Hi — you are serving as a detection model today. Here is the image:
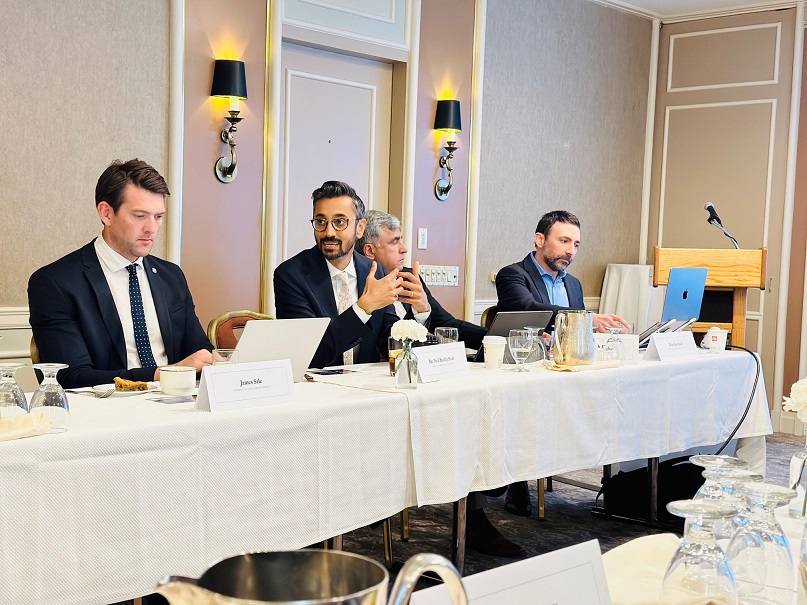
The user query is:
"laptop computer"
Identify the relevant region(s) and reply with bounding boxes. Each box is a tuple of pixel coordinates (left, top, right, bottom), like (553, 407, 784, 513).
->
(473, 310, 553, 362)
(234, 318, 331, 382)
(639, 267, 708, 347)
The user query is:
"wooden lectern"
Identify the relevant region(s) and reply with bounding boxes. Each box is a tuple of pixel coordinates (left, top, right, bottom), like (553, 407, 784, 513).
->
(653, 246, 766, 347)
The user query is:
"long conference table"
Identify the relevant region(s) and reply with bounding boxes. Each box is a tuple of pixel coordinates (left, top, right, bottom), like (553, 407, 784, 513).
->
(1, 351, 772, 605)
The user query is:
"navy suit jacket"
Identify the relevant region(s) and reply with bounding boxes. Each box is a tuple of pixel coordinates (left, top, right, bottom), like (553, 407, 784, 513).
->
(495, 253, 585, 326)
(400, 268, 487, 350)
(274, 246, 398, 368)
(28, 240, 212, 389)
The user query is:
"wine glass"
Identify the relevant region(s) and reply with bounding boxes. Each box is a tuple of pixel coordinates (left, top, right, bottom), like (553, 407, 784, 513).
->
(0, 363, 28, 417)
(694, 469, 762, 549)
(29, 363, 69, 433)
(523, 326, 548, 363)
(599, 327, 627, 363)
(507, 329, 533, 372)
(691, 455, 749, 498)
(660, 499, 740, 605)
(725, 482, 796, 604)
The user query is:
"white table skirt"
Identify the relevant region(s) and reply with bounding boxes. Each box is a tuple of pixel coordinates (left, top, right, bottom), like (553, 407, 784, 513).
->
(0, 383, 416, 605)
(1, 351, 772, 604)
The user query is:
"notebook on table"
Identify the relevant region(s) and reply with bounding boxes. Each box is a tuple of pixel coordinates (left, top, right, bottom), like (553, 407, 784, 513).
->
(639, 267, 708, 347)
(234, 318, 331, 382)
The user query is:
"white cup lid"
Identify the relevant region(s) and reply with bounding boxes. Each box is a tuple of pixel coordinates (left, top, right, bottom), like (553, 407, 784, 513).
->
(482, 335, 507, 343)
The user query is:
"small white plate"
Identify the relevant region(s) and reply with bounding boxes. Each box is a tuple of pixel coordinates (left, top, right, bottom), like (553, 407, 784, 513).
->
(91, 383, 160, 397)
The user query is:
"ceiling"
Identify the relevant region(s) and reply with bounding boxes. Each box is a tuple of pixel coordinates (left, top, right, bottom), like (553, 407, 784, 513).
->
(595, 0, 795, 20)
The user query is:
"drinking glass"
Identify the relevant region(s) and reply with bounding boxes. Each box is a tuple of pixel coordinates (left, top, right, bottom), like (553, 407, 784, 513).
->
(507, 329, 532, 372)
(797, 523, 807, 605)
(29, 363, 69, 432)
(725, 482, 797, 604)
(524, 326, 548, 363)
(660, 499, 740, 605)
(598, 327, 627, 363)
(0, 363, 28, 417)
(693, 469, 762, 549)
(212, 349, 239, 365)
(434, 327, 459, 344)
(388, 336, 403, 376)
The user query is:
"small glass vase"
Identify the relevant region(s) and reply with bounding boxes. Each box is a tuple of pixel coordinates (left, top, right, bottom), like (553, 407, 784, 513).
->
(394, 340, 418, 389)
(789, 434, 807, 518)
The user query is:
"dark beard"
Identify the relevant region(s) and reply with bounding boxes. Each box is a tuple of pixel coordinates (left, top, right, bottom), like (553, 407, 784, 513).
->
(318, 237, 353, 261)
(544, 254, 572, 273)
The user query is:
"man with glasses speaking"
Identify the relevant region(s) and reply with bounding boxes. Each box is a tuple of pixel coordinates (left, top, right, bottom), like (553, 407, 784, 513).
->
(274, 181, 430, 368)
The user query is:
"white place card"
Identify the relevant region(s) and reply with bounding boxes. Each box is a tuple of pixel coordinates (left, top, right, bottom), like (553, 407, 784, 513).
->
(196, 360, 295, 412)
(643, 330, 700, 362)
(415, 341, 470, 384)
(410, 540, 611, 605)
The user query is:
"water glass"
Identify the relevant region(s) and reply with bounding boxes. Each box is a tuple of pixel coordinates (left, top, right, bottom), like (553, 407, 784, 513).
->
(507, 329, 532, 372)
(434, 327, 459, 344)
(524, 326, 548, 363)
(212, 349, 239, 365)
(726, 482, 796, 604)
(660, 499, 740, 605)
(0, 363, 28, 417)
(29, 363, 69, 432)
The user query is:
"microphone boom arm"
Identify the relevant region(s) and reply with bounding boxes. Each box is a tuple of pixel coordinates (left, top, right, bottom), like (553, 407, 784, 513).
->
(709, 219, 740, 249)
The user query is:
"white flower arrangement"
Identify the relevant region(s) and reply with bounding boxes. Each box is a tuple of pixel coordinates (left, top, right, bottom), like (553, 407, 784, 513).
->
(391, 319, 428, 343)
(783, 377, 807, 422)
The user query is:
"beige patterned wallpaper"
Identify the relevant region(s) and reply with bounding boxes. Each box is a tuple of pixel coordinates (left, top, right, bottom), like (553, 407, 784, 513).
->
(0, 0, 169, 308)
(476, 0, 651, 301)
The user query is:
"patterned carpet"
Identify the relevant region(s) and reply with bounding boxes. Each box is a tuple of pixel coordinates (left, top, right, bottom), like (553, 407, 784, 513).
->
(341, 432, 803, 583)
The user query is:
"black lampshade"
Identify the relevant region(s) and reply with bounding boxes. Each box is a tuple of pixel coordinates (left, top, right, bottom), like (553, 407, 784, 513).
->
(211, 59, 248, 99)
(433, 99, 461, 132)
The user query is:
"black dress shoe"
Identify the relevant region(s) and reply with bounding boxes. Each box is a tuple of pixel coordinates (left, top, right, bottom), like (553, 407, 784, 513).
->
(465, 509, 524, 558)
(504, 481, 533, 517)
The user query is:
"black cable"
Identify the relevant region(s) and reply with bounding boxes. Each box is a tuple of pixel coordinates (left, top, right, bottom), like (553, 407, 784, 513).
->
(713, 344, 761, 455)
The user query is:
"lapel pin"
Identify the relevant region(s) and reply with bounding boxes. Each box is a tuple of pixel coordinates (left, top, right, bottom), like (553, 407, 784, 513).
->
(152, 267, 157, 273)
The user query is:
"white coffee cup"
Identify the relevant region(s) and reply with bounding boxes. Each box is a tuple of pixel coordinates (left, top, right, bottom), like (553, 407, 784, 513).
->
(482, 335, 507, 369)
(159, 365, 196, 396)
(703, 327, 728, 354)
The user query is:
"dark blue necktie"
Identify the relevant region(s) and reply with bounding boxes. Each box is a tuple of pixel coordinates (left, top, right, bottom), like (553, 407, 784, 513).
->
(126, 264, 156, 367)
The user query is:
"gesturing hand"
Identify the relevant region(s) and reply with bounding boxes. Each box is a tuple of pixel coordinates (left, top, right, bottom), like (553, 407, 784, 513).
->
(357, 262, 403, 314)
(398, 261, 430, 313)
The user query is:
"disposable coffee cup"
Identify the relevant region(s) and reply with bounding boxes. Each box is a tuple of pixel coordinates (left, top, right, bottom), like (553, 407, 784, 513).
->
(159, 365, 196, 396)
(482, 335, 507, 369)
(703, 327, 728, 354)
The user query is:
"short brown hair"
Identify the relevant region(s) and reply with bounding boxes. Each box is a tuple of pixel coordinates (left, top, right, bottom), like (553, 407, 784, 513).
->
(535, 210, 580, 237)
(95, 159, 170, 212)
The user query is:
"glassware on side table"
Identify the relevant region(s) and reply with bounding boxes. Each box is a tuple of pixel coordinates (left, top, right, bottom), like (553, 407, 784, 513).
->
(0, 363, 29, 417)
(692, 468, 762, 550)
(725, 482, 797, 605)
(29, 363, 70, 433)
(690, 455, 749, 499)
(660, 499, 740, 605)
(507, 329, 533, 372)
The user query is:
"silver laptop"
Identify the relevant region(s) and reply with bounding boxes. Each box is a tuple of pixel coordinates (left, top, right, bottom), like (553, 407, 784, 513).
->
(234, 318, 331, 382)
(639, 267, 708, 347)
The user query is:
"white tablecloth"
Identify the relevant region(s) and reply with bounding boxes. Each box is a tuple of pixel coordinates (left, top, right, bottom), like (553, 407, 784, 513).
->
(599, 264, 665, 332)
(0, 351, 772, 604)
(0, 383, 415, 605)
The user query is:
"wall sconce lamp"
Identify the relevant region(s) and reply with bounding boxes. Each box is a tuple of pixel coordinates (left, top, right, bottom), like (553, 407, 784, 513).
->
(211, 59, 248, 183)
(433, 99, 462, 201)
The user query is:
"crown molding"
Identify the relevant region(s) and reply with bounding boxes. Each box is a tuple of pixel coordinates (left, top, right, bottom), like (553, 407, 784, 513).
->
(587, 0, 801, 23)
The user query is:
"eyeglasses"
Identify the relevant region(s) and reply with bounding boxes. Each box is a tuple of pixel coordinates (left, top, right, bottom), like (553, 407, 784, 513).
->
(310, 217, 353, 232)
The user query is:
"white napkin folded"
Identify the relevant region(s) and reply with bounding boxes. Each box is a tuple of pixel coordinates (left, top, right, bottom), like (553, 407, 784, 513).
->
(0, 412, 52, 442)
(602, 533, 679, 605)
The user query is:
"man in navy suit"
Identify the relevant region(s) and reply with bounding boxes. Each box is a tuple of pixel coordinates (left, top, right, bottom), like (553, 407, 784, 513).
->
(274, 181, 431, 369)
(496, 210, 628, 332)
(358, 210, 486, 351)
(28, 159, 212, 389)
(496, 210, 628, 517)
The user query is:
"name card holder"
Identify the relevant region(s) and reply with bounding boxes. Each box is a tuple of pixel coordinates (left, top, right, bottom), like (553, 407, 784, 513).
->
(416, 341, 470, 383)
(196, 360, 296, 412)
(644, 331, 700, 362)
(411, 539, 611, 604)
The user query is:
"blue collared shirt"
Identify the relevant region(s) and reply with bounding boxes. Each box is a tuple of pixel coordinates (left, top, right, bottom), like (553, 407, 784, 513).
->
(530, 252, 569, 307)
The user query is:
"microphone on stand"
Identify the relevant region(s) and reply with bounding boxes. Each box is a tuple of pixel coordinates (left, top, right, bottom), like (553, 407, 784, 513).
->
(703, 201, 740, 249)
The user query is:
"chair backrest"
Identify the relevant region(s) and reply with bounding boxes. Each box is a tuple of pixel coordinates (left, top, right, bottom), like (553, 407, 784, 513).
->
(207, 310, 274, 349)
(481, 305, 498, 329)
(30, 336, 40, 364)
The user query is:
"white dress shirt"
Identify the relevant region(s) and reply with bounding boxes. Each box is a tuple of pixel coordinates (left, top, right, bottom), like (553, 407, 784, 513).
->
(94, 236, 169, 369)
